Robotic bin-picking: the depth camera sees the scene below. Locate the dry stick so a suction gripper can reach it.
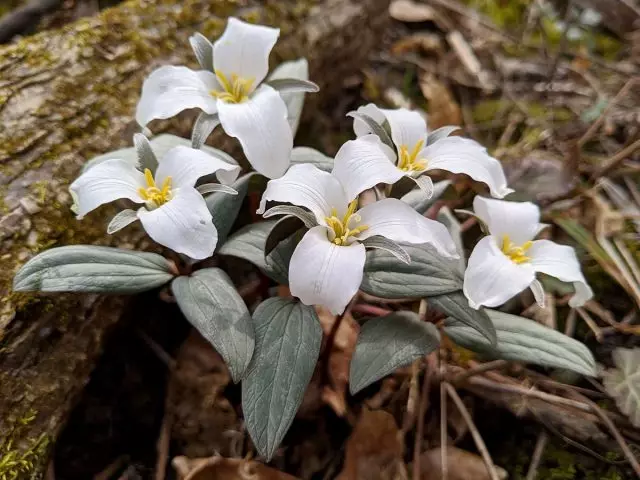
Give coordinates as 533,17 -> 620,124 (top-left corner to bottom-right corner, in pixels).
575,308 -> 604,342
451,360 -> 509,384
564,308 -> 577,336
579,78 -> 639,148
154,411 -> 172,480
402,360 -> 421,435
413,353 -> 436,480
445,383 -> 501,480
593,138 -> 640,180
525,431 -> 549,480
440,360 -> 448,480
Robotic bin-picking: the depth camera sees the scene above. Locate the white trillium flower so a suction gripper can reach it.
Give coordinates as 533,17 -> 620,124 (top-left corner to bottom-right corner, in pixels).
347,103 -> 513,200
135,17 -> 293,179
70,145 -> 240,259
258,138 -> 459,315
463,196 -> 593,309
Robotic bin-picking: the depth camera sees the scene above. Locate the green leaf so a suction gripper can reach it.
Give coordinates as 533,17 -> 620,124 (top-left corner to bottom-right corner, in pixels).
401,180 -> 451,213
350,311 -> 440,394
444,309 -> 596,376
242,297 -> 322,460
603,348 -> 640,427
189,32 -> 214,71
266,78 -> 319,94
268,58 -> 310,136
13,245 -> 175,293
217,220 -> 294,284
430,292 -> 497,346
172,268 -> 254,382
206,173 -> 253,248
290,146 -> 334,172
133,133 -> 158,172
346,111 -> 394,150
361,243 -> 462,299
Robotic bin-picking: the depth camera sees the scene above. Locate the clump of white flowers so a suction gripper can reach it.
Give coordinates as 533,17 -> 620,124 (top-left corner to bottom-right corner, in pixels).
13,17 -> 596,461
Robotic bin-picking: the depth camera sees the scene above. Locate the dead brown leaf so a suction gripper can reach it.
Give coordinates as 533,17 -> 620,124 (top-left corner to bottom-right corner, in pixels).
173,456 -> 299,480
391,33 -> 443,56
336,408 -> 408,480
418,73 -> 462,129
414,447 -> 507,480
389,0 -> 435,22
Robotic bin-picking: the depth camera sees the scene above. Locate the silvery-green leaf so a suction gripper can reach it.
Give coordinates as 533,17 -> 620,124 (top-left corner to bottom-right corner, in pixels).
346,111 -> 394,151
197,183 -> 238,195
263,205 -> 317,229
437,206 -> 465,274
402,180 -> 452,213
218,220 -> 292,284
189,32 -> 214,71
192,112 -> 220,149
290,146 -> 334,172
361,236 -> 410,264
172,268 -> 254,382
603,348 -> 640,427
266,78 -> 319,94
268,58 -> 310,136
206,173 -> 253,248
361,243 -> 462,299
242,297 -> 322,460
444,309 -> 596,376
13,245 -> 175,293
107,209 -> 139,234
134,132 -> 158,172
350,311 -> 440,394
426,126 -> 460,145
264,215 -> 307,258
430,292 -> 496,345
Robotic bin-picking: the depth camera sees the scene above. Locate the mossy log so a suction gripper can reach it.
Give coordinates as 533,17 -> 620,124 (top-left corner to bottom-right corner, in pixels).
0,0 -> 390,476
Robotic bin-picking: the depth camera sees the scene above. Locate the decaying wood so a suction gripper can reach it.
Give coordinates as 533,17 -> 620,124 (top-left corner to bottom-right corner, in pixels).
0,0 -> 390,476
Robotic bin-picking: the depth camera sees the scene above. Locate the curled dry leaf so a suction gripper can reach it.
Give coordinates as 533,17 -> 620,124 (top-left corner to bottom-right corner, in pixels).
173,455 -> 300,480
413,447 -> 507,480
389,0 -> 436,22
337,408 -> 407,480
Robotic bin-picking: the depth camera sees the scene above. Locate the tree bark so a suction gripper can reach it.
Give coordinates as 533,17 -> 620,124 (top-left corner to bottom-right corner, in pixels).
0,0 -> 390,477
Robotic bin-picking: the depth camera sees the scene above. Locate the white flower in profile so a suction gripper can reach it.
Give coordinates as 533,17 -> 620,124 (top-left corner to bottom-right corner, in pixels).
70,143 -> 239,259
463,196 -> 593,309
136,17 -> 295,179
258,137 -> 459,314
345,103 -> 513,200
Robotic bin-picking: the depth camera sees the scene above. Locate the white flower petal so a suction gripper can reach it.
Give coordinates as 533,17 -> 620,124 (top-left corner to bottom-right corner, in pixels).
154,145 -> 240,188
136,66 -> 219,127
289,226 -> 366,315
422,136 -> 513,198
70,159 -> 145,218
257,163 -> 347,223
382,108 -> 428,153
212,17 -> 279,87
331,135 -> 405,201
217,85 -> 292,179
530,279 -> 546,307
137,187 -> 217,259
473,196 -> 543,245
529,240 -> 593,307
463,236 -> 536,309
357,198 -> 459,258
351,103 -> 386,137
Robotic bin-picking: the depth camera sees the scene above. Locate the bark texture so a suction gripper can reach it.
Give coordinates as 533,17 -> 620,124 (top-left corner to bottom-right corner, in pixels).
0,0 -> 390,477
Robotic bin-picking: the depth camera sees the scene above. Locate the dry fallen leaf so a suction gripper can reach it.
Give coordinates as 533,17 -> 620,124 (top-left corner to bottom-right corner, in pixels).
418,73 -> 462,129
414,447 -> 507,480
389,0 -> 435,22
391,33 -> 443,56
336,408 -> 408,480
173,455 -> 300,480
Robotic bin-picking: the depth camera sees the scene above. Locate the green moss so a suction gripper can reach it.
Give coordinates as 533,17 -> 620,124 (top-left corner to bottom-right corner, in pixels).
0,410 -> 50,480
461,0 -> 529,28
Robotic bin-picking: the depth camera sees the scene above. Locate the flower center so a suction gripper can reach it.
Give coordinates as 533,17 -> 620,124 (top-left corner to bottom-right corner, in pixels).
501,235 -> 533,264
211,70 -> 254,104
138,168 -> 173,209
324,200 -> 369,246
397,140 -> 427,173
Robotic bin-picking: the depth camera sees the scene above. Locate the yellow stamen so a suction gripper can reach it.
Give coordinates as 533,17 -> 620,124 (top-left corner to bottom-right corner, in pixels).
397,139 -> 427,172
501,235 -> 533,264
211,70 -> 254,104
324,200 -> 369,246
138,168 -> 173,208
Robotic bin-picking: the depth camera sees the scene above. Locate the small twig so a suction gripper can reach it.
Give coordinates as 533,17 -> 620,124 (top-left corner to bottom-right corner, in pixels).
592,138 -> 640,180
351,303 -> 392,317
451,360 -> 509,384
576,308 -> 603,342
525,431 -> 549,480
445,383 -> 501,480
402,360 -> 421,435
564,309 -> 577,336
154,410 -> 172,480
413,353 -> 436,480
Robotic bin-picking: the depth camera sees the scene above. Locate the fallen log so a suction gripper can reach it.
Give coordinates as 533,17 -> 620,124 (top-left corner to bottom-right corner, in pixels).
0,0 -> 390,476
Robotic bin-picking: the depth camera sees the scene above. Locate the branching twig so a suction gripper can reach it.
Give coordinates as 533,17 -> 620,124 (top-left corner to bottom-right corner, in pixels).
451,360 -> 509,384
